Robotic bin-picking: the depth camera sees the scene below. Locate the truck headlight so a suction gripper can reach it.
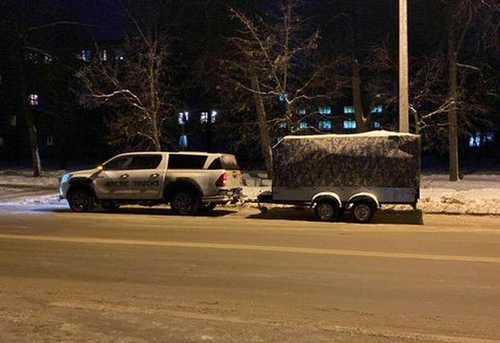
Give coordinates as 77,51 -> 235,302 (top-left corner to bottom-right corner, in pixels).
61,173 -> 71,184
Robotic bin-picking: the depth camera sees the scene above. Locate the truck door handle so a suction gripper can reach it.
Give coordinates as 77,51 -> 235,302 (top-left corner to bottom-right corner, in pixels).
120,174 -> 129,179
150,173 -> 159,179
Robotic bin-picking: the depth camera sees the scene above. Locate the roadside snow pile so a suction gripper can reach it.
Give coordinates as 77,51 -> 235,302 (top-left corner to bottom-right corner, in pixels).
418,175 -> 500,215
11,194 -> 61,206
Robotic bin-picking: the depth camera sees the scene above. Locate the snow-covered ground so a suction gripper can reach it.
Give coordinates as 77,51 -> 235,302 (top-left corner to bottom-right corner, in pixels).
0,169 -> 63,189
0,171 -> 499,215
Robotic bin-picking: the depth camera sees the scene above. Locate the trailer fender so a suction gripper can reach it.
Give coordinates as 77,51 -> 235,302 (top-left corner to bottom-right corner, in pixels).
312,192 -> 342,208
348,193 -> 380,209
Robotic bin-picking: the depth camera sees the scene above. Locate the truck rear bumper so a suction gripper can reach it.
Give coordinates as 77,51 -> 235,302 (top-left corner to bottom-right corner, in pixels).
203,188 -> 243,204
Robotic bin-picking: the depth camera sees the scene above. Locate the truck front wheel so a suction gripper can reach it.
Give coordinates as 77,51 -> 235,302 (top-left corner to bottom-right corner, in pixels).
171,191 -> 200,215
314,200 -> 339,222
67,188 -> 95,213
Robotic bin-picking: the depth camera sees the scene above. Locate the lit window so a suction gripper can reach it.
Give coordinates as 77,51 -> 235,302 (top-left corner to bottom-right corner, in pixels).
343,120 -> 357,129
211,110 -> 218,124
468,136 -> 480,148
200,112 -> 209,124
100,50 -> 108,61
299,121 -> 309,129
319,106 -> 332,115
28,94 -> 39,106
46,136 -> 54,146
373,121 -> 381,129
344,106 -> 355,114
178,112 -> 189,125
179,135 -> 188,148
485,132 -> 495,142
80,50 -> 92,62
298,109 -> 306,115
114,50 -> 125,61
319,120 -> 332,131
371,105 -> 383,114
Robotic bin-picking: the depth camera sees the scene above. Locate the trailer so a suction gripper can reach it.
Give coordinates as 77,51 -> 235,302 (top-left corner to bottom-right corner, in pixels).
257,131 -> 421,223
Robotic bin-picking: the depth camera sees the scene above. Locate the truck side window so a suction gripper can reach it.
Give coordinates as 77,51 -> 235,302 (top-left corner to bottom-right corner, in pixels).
128,155 -> 163,170
168,155 -> 207,170
208,158 -> 223,170
105,156 -> 133,170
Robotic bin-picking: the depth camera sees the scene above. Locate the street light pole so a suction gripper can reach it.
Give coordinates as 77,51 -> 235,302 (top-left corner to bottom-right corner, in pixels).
399,0 -> 410,133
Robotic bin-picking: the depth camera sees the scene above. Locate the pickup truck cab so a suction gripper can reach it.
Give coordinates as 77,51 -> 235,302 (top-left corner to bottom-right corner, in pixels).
59,152 -> 242,215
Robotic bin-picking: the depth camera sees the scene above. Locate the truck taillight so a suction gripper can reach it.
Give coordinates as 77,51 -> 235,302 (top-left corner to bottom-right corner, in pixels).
216,173 -> 228,187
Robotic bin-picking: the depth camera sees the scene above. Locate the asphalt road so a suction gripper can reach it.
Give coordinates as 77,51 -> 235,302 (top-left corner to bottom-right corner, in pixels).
1,204 -> 500,342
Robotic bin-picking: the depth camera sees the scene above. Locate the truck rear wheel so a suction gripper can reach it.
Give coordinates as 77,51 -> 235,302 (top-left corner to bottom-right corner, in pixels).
67,188 -> 95,213
314,200 -> 339,222
171,191 -> 200,215
352,201 -> 376,223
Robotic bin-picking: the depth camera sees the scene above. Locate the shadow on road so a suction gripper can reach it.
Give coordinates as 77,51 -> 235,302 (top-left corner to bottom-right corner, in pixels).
247,207 -> 424,225
34,207 -> 238,218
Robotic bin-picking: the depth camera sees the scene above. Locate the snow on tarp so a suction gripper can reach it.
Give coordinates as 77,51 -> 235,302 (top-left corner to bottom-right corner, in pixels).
273,130 -> 421,189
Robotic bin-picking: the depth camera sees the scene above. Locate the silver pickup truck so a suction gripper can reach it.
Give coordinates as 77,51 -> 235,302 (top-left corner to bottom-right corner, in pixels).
59,152 -> 243,215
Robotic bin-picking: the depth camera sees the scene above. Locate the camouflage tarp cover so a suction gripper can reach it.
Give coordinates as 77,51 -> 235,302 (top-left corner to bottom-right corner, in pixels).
273,131 -> 421,189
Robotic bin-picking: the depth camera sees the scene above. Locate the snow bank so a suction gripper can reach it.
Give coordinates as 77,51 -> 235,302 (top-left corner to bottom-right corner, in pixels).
0,170 -> 62,189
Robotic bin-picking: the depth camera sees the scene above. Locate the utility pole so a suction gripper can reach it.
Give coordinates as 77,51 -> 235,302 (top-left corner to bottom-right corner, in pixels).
399,0 -> 409,133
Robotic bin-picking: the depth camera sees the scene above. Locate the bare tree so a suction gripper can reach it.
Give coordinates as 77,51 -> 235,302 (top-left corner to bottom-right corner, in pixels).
223,0 -> 332,176
443,0 -> 500,180
78,26 -> 174,151
0,0 -> 82,176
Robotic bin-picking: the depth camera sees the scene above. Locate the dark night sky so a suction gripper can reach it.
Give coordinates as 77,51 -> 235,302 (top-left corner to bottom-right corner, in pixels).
68,0 -> 125,41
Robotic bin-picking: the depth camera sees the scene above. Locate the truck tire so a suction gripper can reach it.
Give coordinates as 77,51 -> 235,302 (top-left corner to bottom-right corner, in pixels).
314,199 -> 339,222
67,188 -> 95,213
171,191 -> 201,215
352,201 -> 376,223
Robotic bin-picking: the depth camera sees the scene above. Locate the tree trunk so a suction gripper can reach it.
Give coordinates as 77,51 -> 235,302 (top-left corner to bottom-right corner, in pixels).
28,120 -> 41,177
448,29 -> 460,182
250,73 -> 273,178
352,59 -> 370,132
18,48 -> 42,177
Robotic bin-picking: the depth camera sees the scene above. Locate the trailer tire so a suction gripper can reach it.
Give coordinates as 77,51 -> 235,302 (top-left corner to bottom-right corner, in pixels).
352,201 -> 376,223
314,199 -> 340,222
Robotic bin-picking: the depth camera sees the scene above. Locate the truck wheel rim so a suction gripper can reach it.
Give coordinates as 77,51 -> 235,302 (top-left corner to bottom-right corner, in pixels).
174,193 -> 192,211
354,204 -> 371,221
72,193 -> 88,211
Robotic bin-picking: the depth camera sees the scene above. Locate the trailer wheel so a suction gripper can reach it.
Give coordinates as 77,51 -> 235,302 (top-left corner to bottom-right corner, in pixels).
352,201 -> 376,223
314,200 -> 339,222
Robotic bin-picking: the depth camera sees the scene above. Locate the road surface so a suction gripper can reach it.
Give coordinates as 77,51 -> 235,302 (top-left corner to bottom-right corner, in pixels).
1,203 -> 500,342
